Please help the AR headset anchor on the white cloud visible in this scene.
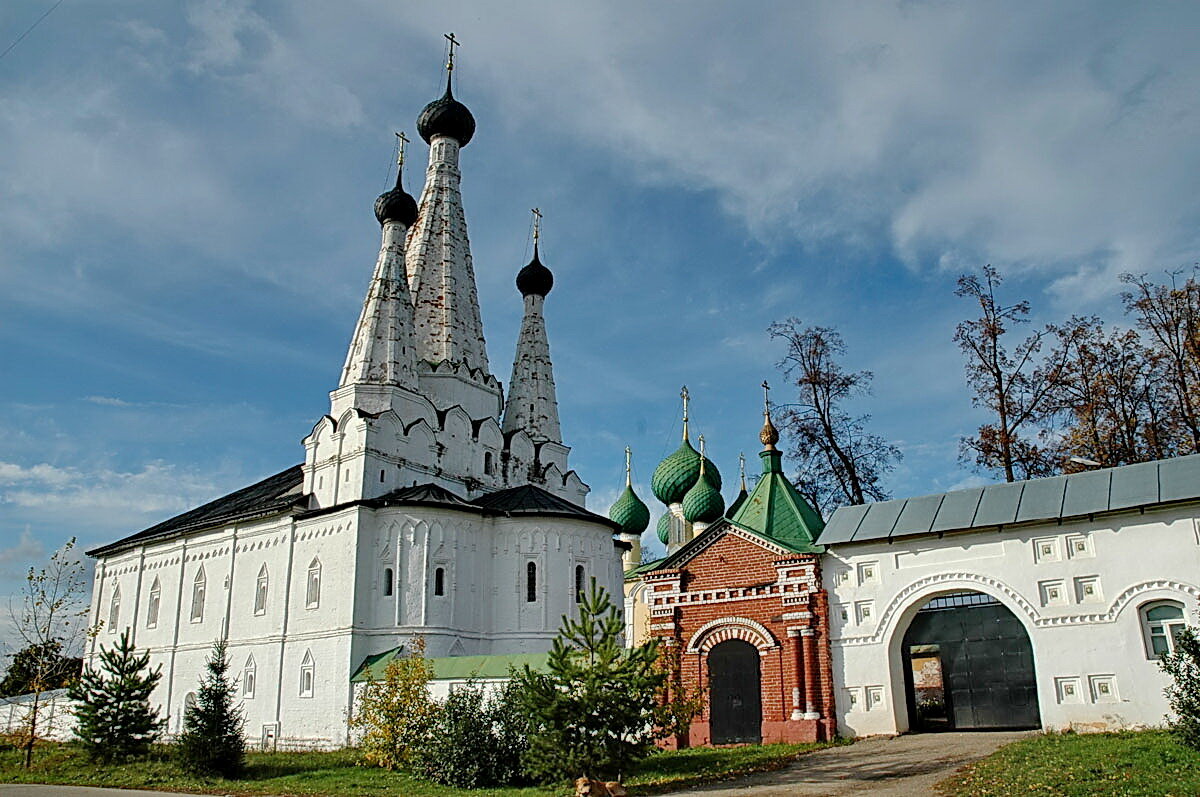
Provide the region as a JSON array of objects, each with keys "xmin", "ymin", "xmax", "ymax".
[{"xmin": 0, "ymin": 530, "xmax": 45, "ymax": 572}]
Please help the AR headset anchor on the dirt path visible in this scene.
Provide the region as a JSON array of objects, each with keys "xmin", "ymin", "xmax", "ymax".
[{"xmin": 665, "ymin": 731, "xmax": 1031, "ymax": 797}]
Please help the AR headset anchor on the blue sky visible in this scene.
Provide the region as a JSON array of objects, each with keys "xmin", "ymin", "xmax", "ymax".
[{"xmin": 2, "ymin": 1, "xmax": 1199, "ymax": 646}]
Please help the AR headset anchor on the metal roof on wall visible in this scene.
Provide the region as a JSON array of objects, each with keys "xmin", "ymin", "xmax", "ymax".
[{"xmin": 819, "ymin": 454, "xmax": 1200, "ymax": 545}]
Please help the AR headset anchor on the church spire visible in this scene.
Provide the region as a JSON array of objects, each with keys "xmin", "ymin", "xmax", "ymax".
[
  {"xmin": 406, "ymin": 35, "xmax": 488, "ymax": 377},
  {"xmin": 503, "ymin": 209, "xmax": 561, "ymax": 443},
  {"xmin": 339, "ymin": 134, "xmax": 419, "ymax": 395}
]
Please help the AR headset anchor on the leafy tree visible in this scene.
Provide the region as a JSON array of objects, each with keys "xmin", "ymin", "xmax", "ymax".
[
  {"xmin": 1121, "ymin": 270, "xmax": 1200, "ymax": 452},
  {"xmin": 348, "ymin": 636, "xmax": 436, "ymax": 771},
  {"xmin": 0, "ymin": 641, "xmax": 81, "ymax": 698},
  {"xmin": 7, "ymin": 538, "xmax": 90, "ymax": 768},
  {"xmin": 954, "ymin": 266, "xmax": 1066, "ymax": 481},
  {"xmin": 487, "ymin": 677, "xmax": 531, "ymax": 785},
  {"xmin": 1160, "ymin": 626, "xmax": 1200, "ymax": 750},
  {"xmin": 653, "ymin": 640, "xmax": 705, "ymax": 744},
  {"xmin": 68, "ymin": 629, "xmax": 163, "ymax": 763},
  {"xmin": 768, "ymin": 318, "xmax": 901, "ymax": 517},
  {"xmin": 176, "ymin": 639, "xmax": 245, "ymax": 777},
  {"xmin": 515, "ymin": 580, "xmax": 664, "ymax": 783}
]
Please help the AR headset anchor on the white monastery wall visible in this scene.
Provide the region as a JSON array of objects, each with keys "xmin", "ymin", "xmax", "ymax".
[{"xmin": 826, "ymin": 504, "xmax": 1200, "ymax": 736}]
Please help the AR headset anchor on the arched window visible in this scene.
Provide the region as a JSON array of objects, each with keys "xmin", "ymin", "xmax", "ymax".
[
  {"xmin": 254, "ymin": 564, "xmax": 269, "ymax": 615},
  {"xmin": 526, "ymin": 561, "xmax": 537, "ymax": 603},
  {"xmin": 574, "ymin": 565, "xmax": 585, "ymax": 604},
  {"xmin": 146, "ymin": 578, "xmax": 161, "ymax": 629},
  {"xmin": 299, "ymin": 650, "xmax": 315, "ymax": 697},
  {"xmin": 183, "ymin": 691, "xmax": 197, "ymax": 716},
  {"xmin": 306, "ymin": 558, "xmax": 321, "ymax": 609},
  {"xmin": 190, "ymin": 568, "xmax": 206, "ymax": 623},
  {"xmin": 1142, "ymin": 600, "xmax": 1187, "ymax": 658},
  {"xmin": 434, "ymin": 567, "xmax": 445, "ymax": 597},
  {"xmin": 243, "ymin": 655, "xmax": 257, "ymax": 698},
  {"xmin": 484, "ymin": 451, "xmax": 494, "ymax": 475},
  {"xmin": 383, "ymin": 567, "xmax": 394, "ymax": 596},
  {"xmin": 108, "ymin": 586, "xmax": 121, "ymax": 632}
]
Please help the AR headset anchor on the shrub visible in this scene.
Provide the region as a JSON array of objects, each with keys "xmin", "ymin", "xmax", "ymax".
[
  {"xmin": 176, "ymin": 639, "xmax": 245, "ymax": 777},
  {"xmin": 488, "ymin": 677, "xmax": 531, "ymax": 785},
  {"xmin": 1161, "ymin": 626, "xmax": 1200, "ymax": 749},
  {"xmin": 349, "ymin": 637, "xmax": 436, "ymax": 771},
  {"xmin": 418, "ymin": 678, "xmax": 531, "ymax": 788}
]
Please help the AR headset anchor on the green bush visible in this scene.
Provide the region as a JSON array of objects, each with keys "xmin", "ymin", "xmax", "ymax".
[
  {"xmin": 1161, "ymin": 626, "xmax": 1200, "ymax": 749},
  {"xmin": 418, "ymin": 679, "xmax": 530, "ymax": 788}
]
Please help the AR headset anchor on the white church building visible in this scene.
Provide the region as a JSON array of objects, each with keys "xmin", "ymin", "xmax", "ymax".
[{"xmin": 85, "ymin": 59, "xmax": 625, "ymax": 749}]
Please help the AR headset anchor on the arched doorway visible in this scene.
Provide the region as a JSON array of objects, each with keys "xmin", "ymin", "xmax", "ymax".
[
  {"xmin": 708, "ymin": 639, "xmax": 762, "ymax": 744},
  {"xmin": 901, "ymin": 590, "xmax": 1039, "ymax": 730}
]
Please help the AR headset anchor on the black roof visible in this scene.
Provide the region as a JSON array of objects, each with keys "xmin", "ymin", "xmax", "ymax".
[
  {"xmin": 90, "ymin": 469, "xmax": 617, "ymax": 558},
  {"xmin": 87, "ymin": 465, "xmax": 306, "ymax": 557}
]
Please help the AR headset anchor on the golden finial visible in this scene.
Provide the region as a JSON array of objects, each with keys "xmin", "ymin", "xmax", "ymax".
[
  {"xmin": 395, "ymin": 131, "xmax": 408, "ymax": 173},
  {"xmin": 624, "ymin": 445, "xmax": 632, "ymax": 487},
  {"xmin": 760, "ymin": 380, "xmax": 779, "ymax": 450},
  {"xmin": 680, "ymin": 385, "xmax": 690, "ymax": 442},
  {"xmin": 531, "ymin": 207, "xmax": 542, "ymax": 246}
]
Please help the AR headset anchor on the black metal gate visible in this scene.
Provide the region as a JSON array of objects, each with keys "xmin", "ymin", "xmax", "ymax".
[
  {"xmin": 902, "ymin": 591, "xmax": 1040, "ymax": 730},
  {"xmin": 708, "ymin": 639, "xmax": 762, "ymax": 744}
]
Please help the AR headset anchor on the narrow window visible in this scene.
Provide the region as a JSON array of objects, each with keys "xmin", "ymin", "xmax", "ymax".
[
  {"xmin": 484, "ymin": 451, "xmax": 494, "ymax": 475},
  {"xmin": 380, "ymin": 469, "xmax": 386, "ymax": 483},
  {"xmin": 243, "ymin": 655, "xmax": 256, "ymax": 698},
  {"xmin": 526, "ymin": 561, "xmax": 537, "ymax": 603},
  {"xmin": 306, "ymin": 558, "xmax": 321, "ymax": 609},
  {"xmin": 1143, "ymin": 601, "xmax": 1187, "ymax": 658},
  {"xmin": 383, "ymin": 567, "xmax": 394, "ymax": 597},
  {"xmin": 146, "ymin": 578, "xmax": 161, "ymax": 629},
  {"xmin": 299, "ymin": 650, "xmax": 315, "ymax": 697},
  {"xmin": 434, "ymin": 567, "xmax": 445, "ymax": 596},
  {"xmin": 254, "ymin": 564, "xmax": 269, "ymax": 615},
  {"xmin": 574, "ymin": 565, "xmax": 585, "ymax": 603},
  {"xmin": 190, "ymin": 568, "xmax": 206, "ymax": 623},
  {"xmin": 108, "ymin": 586, "xmax": 121, "ymax": 632}
]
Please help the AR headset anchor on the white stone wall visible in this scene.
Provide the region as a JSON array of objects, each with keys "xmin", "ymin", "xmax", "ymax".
[{"xmin": 826, "ymin": 504, "xmax": 1200, "ymax": 736}]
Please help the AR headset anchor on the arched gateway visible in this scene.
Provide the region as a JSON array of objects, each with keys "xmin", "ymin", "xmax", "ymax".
[
  {"xmin": 708, "ymin": 639, "xmax": 762, "ymax": 744},
  {"xmin": 900, "ymin": 590, "xmax": 1040, "ymax": 730}
]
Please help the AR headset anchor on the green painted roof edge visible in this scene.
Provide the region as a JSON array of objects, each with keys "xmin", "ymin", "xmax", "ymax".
[
  {"xmin": 351, "ymin": 650, "xmax": 552, "ymax": 683},
  {"xmin": 625, "ymin": 556, "xmax": 666, "ymax": 579}
]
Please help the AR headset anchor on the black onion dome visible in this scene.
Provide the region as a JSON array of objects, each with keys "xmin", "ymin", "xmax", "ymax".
[
  {"xmin": 516, "ymin": 244, "xmax": 554, "ymax": 296},
  {"xmin": 417, "ymin": 76, "xmax": 476, "ymax": 146},
  {"xmin": 374, "ymin": 172, "xmax": 418, "ymax": 227}
]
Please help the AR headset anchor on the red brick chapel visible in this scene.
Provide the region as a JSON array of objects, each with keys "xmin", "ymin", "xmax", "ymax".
[{"xmin": 644, "ymin": 408, "xmax": 835, "ymax": 746}]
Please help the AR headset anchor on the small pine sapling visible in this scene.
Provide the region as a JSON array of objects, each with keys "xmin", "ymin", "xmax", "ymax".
[
  {"xmin": 68, "ymin": 630, "xmax": 163, "ymax": 763},
  {"xmin": 1161, "ymin": 626, "xmax": 1200, "ymax": 750},
  {"xmin": 177, "ymin": 639, "xmax": 246, "ymax": 777}
]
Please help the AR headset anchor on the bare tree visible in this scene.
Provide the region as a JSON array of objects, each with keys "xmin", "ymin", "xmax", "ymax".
[
  {"xmin": 954, "ymin": 266, "xmax": 1066, "ymax": 481},
  {"xmin": 1050, "ymin": 316, "xmax": 1179, "ymax": 468},
  {"xmin": 769, "ymin": 318, "xmax": 901, "ymax": 518},
  {"xmin": 7, "ymin": 538, "xmax": 90, "ymax": 768},
  {"xmin": 1121, "ymin": 270, "xmax": 1200, "ymax": 452}
]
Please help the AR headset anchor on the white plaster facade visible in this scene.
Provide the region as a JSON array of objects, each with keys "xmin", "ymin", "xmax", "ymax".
[{"xmin": 826, "ymin": 503, "xmax": 1200, "ymax": 736}]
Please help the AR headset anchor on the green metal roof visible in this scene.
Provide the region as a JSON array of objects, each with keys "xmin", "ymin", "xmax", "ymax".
[
  {"xmin": 351, "ymin": 650, "xmax": 551, "ymax": 683},
  {"xmin": 625, "ymin": 557, "xmax": 666, "ymax": 580},
  {"xmin": 726, "ymin": 449, "xmax": 824, "ymax": 554},
  {"xmin": 609, "ymin": 484, "xmax": 651, "ymax": 534},
  {"xmin": 681, "ymin": 470, "xmax": 725, "ymax": 523},
  {"xmin": 819, "ymin": 453, "xmax": 1200, "ymax": 545},
  {"xmin": 651, "ymin": 439, "xmax": 722, "ymax": 505}
]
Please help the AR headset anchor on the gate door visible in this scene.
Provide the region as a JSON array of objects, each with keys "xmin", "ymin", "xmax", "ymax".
[
  {"xmin": 708, "ymin": 639, "xmax": 762, "ymax": 744},
  {"xmin": 902, "ymin": 591, "xmax": 1040, "ymax": 730}
]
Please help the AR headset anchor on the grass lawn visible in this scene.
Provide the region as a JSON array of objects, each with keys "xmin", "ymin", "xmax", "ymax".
[
  {"xmin": 0, "ymin": 739, "xmax": 844, "ymax": 796},
  {"xmin": 938, "ymin": 729, "xmax": 1200, "ymax": 797}
]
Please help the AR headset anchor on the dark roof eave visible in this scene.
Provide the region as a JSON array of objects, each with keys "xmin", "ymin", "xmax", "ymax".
[{"xmin": 87, "ymin": 499, "xmax": 305, "ymax": 558}]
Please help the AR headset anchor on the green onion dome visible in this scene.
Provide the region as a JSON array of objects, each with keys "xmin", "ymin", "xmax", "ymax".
[
  {"xmin": 608, "ymin": 485, "xmax": 650, "ymax": 535},
  {"xmin": 656, "ymin": 513, "xmax": 671, "ymax": 544},
  {"xmin": 651, "ymin": 439, "xmax": 722, "ymax": 505},
  {"xmin": 682, "ymin": 469, "xmax": 725, "ymax": 524}
]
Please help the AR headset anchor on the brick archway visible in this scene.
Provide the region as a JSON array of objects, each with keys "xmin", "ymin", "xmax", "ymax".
[{"xmin": 685, "ymin": 616, "xmax": 779, "ymax": 654}]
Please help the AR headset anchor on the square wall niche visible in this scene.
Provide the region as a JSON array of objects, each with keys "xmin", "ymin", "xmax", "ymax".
[
  {"xmin": 844, "ymin": 687, "xmax": 864, "ymax": 713},
  {"xmin": 1055, "ymin": 676, "xmax": 1083, "ymax": 704},
  {"xmin": 1033, "ymin": 537, "xmax": 1062, "ymax": 563},
  {"xmin": 1039, "ymin": 579, "xmax": 1068, "ymax": 607},
  {"xmin": 1074, "ymin": 576, "xmax": 1103, "ymax": 603},
  {"xmin": 1089, "ymin": 674, "xmax": 1119, "ymax": 703},
  {"xmin": 1065, "ymin": 533, "xmax": 1093, "ymax": 559}
]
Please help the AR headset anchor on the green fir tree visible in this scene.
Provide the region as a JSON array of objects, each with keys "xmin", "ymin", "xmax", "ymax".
[
  {"xmin": 515, "ymin": 579, "xmax": 665, "ymax": 783},
  {"xmin": 68, "ymin": 630, "xmax": 163, "ymax": 764},
  {"xmin": 177, "ymin": 639, "xmax": 246, "ymax": 777}
]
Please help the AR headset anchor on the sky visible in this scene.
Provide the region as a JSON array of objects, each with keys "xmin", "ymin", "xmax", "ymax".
[{"xmin": 2, "ymin": 1, "xmax": 1199, "ymax": 650}]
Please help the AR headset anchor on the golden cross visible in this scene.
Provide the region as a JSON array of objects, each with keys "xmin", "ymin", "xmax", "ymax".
[
  {"xmin": 444, "ymin": 32, "xmax": 460, "ymax": 73},
  {"xmin": 761, "ymin": 380, "xmax": 771, "ymax": 412},
  {"xmin": 624, "ymin": 445, "xmax": 632, "ymax": 486},
  {"xmin": 531, "ymin": 207, "xmax": 542, "ymax": 244}
]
